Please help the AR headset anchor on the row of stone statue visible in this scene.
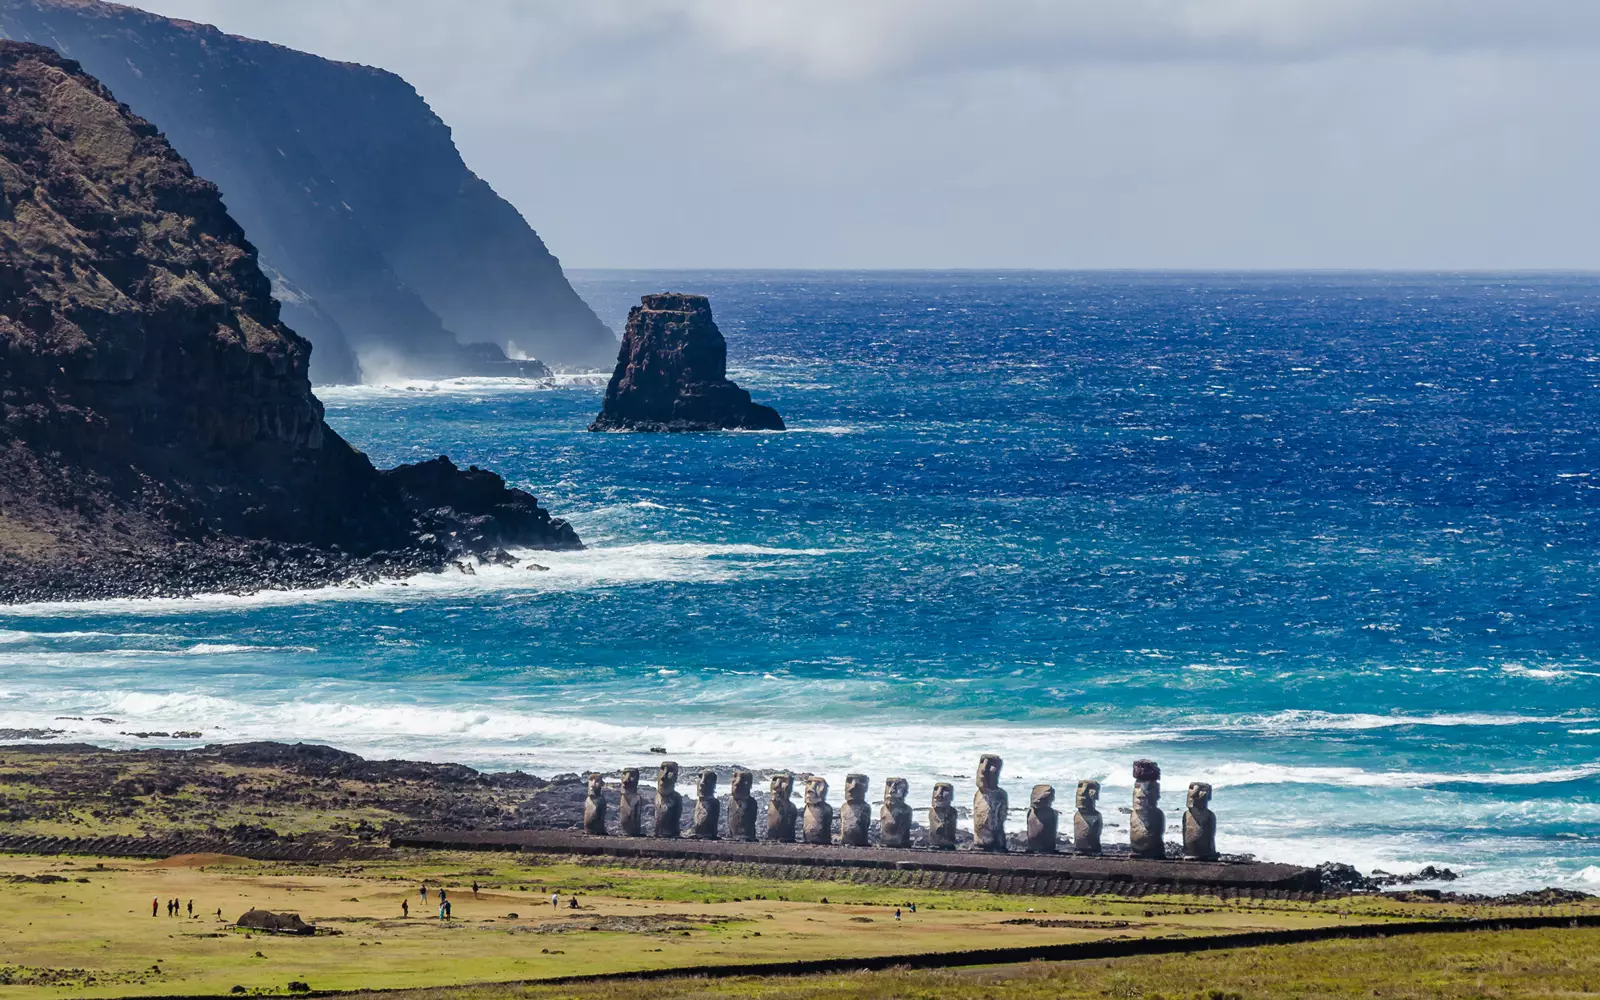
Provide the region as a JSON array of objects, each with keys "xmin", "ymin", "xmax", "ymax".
[{"xmin": 583, "ymin": 755, "xmax": 1219, "ymax": 861}]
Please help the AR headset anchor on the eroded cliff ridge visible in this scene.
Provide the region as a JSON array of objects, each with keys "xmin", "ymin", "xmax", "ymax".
[
  {"xmin": 591, "ymin": 293, "xmax": 784, "ymax": 432},
  {"xmin": 0, "ymin": 42, "xmax": 579, "ymax": 602},
  {"xmin": 0, "ymin": 0, "xmax": 617, "ymax": 382}
]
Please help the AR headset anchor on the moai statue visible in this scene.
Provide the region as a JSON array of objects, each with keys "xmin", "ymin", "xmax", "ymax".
[
  {"xmin": 972, "ymin": 753, "xmax": 1008, "ymax": 852},
  {"xmin": 654, "ymin": 761, "xmax": 683, "ymax": 838},
  {"xmin": 840, "ymin": 773, "xmax": 871, "ymax": 846},
  {"xmin": 1073, "ymin": 780, "xmax": 1103, "ymax": 855},
  {"xmin": 802, "ymin": 776, "xmax": 834, "ymax": 845},
  {"xmin": 1129, "ymin": 759, "xmax": 1166, "ymax": 859},
  {"xmin": 928, "ymin": 782, "xmax": 959, "ymax": 849},
  {"xmin": 1183, "ymin": 781, "xmax": 1218, "ymax": 861},
  {"xmin": 617, "ymin": 767, "xmax": 644, "ymax": 836},
  {"xmin": 691, "ymin": 770, "xmax": 720, "ymax": 839},
  {"xmin": 766, "ymin": 773, "xmax": 798, "ymax": 842},
  {"xmin": 878, "ymin": 777, "xmax": 913, "ymax": 848},
  {"xmin": 583, "ymin": 774, "xmax": 607, "ymax": 835},
  {"xmin": 727, "ymin": 769, "xmax": 759, "ymax": 841},
  {"xmin": 1025, "ymin": 784, "xmax": 1057, "ymax": 853}
]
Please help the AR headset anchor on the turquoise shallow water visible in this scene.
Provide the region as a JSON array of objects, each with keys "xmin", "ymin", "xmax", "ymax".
[{"xmin": 2, "ymin": 271, "xmax": 1598, "ymax": 890}]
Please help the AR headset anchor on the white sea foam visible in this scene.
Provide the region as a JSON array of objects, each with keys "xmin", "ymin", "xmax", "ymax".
[
  {"xmin": 0, "ymin": 541, "xmax": 841, "ymax": 617},
  {"xmin": 315, "ymin": 375, "xmax": 582, "ymax": 402},
  {"xmin": 1205, "ymin": 760, "xmax": 1600, "ymax": 789},
  {"xmin": 1215, "ymin": 709, "xmax": 1594, "ymax": 732}
]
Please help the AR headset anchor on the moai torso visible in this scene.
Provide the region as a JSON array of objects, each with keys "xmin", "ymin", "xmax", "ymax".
[
  {"xmin": 928, "ymin": 782, "xmax": 959, "ymax": 849},
  {"xmin": 1073, "ymin": 780, "xmax": 1103, "ymax": 854},
  {"xmin": 1129, "ymin": 759, "xmax": 1165, "ymax": 859},
  {"xmin": 766, "ymin": 773, "xmax": 797, "ymax": 842},
  {"xmin": 583, "ymin": 774, "xmax": 607, "ymax": 835},
  {"xmin": 727, "ymin": 770, "xmax": 758, "ymax": 841},
  {"xmin": 654, "ymin": 761, "xmax": 682, "ymax": 838},
  {"xmin": 840, "ymin": 774, "xmax": 871, "ymax": 846},
  {"xmin": 691, "ymin": 771, "xmax": 720, "ymax": 839},
  {"xmin": 617, "ymin": 768, "xmax": 644, "ymax": 836},
  {"xmin": 878, "ymin": 777, "xmax": 912, "ymax": 848},
  {"xmin": 972, "ymin": 753, "xmax": 1008, "ymax": 852},
  {"xmin": 1183, "ymin": 781, "xmax": 1217, "ymax": 860},
  {"xmin": 1025, "ymin": 784, "xmax": 1057, "ymax": 853},
  {"xmin": 802, "ymin": 776, "xmax": 833, "ymax": 845}
]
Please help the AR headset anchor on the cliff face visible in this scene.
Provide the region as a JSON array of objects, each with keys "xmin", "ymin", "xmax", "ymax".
[
  {"xmin": 0, "ymin": 0, "xmax": 617, "ymax": 383},
  {"xmin": 591, "ymin": 294, "xmax": 784, "ymax": 432},
  {"xmin": 0, "ymin": 41, "xmax": 578, "ymax": 602}
]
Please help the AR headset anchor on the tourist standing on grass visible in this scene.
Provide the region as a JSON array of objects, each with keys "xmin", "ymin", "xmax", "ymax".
[
  {"xmin": 152, "ymin": 897, "xmax": 158, "ymax": 917},
  {"xmin": 420, "ymin": 884, "xmax": 428, "ymax": 902},
  {"xmin": 186, "ymin": 899, "xmax": 193, "ymax": 917},
  {"xmin": 402, "ymin": 899, "xmax": 409, "ymax": 917},
  {"xmin": 552, "ymin": 892, "xmax": 559, "ymax": 909}
]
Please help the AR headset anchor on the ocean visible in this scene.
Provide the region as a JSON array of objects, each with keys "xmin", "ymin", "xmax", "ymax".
[{"xmin": 2, "ymin": 270, "xmax": 1598, "ymax": 892}]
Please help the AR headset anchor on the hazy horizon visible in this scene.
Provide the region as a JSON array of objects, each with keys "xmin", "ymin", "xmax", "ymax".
[{"xmin": 133, "ymin": 1, "xmax": 1600, "ymax": 272}]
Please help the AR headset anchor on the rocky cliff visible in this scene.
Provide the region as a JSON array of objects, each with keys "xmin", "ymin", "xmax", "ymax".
[
  {"xmin": 591, "ymin": 294, "xmax": 784, "ymax": 432},
  {"xmin": 0, "ymin": 41, "xmax": 579, "ymax": 602},
  {"xmin": 0, "ymin": 0, "xmax": 617, "ymax": 382}
]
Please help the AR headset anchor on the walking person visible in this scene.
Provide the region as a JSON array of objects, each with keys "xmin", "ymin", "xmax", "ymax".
[
  {"xmin": 894, "ymin": 907, "xmax": 901, "ymax": 921},
  {"xmin": 186, "ymin": 899, "xmax": 193, "ymax": 917},
  {"xmin": 471, "ymin": 881, "xmax": 479, "ymax": 898},
  {"xmin": 152, "ymin": 897, "xmax": 158, "ymax": 917},
  {"xmin": 402, "ymin": 898, "xmax": 409, "ymax": 918},
  {"xmin": 420, "ymin": 884, "xmax": 429, "ymax": 903},
  {"xmin": 551, "ymin": 892, "xmax": 559, "ymax": 909}
]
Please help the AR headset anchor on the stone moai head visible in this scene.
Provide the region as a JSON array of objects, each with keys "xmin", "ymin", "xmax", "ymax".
[
  {"xmin": 586, "ymin": 774, "xmax": 605, "ymax": 798},
  {"xmin": 932, "ymin": 781, "xmax": 954, "ymax": 808},
  {"xmin": 771, "ymin": 773, "xmax": 793, "ymax": 800},
  {"xmin": 1133, "ymin": 781, "xmax": 1160, "ymax": 807},
  {"xmin": 697, "ymin": 770, "xmax": 717, "ymax": 798},
  {"xmin": 1132, "ymin": 759, "xmax": 1161, "ymax": 783},
  {"xmin": 977, "ymin": 754, "xmax": 1003, "ymax": 791},
  {"xmin": 885, "ymin": 777, "xmax": 909, "ymax": 805},
  {"xmin": 845, "ymin": 774, "xmax": 868, "ymax": 803},
  {"xmin": 804, "ymin": 776, "xmax": 829, "ymax": 806},
  {"xmin": 732, "ymin": 770, "xmax": 753, "ymax": 798},
  {"xmin": 621, "ymin": 767, "xmax": 640, "ymax": 793},
  {"xmin": 1188, "ymin": 781, "xmax": 1212, "ymax": 809},
  {"xmin": 1076, "ymin": 779, "xmax": 1101, "ymax": 810},
  {"xmin": 658, "ymin": 761, "xmax": 679, "ymax": 792},
  {"xmin": 1031, "ymin": 783, "xmax": 1055, "ymax": 810}
]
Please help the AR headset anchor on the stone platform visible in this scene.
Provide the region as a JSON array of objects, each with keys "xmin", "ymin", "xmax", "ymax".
[{"xmin": 392, "ymin": 830, "xmax": 1320, "ymax": 894}]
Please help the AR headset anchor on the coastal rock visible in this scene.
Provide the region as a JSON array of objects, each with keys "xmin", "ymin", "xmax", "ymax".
[
  {"xmin": 765, "ymin": 774, "xmax": 797, "ymax": 842},
  {"xmin": 878, "ymin": 777, "xmax": 912, "ymax": 848},
  {"xmin": 616, "ymin": 769, "xmax": 644, "ymax": 836},
  {"xmin": 0, "ymin": 0, "xmax": 617, "ymax": 380},
  {"xmin": 0, "ymin": 42, "xmax": 580, "ymax": 604},
  {"xmin": 928, "ymin": 783, "xmax": 959, "ymax": 850},
  {"xmin": 1183, "ymin": 782, "xmax": 1218, "ymax": 861},
  {"xmin": 582, "ymin": 775, "xmax": 607, "ymax": 835},
  {"xmin": 972, "ymin": 754, "xmax": 1008, "ymax": 852},
  {"xmin": 1073, "ymin": 780, "xmax": 1103, "ymax": 855},
  {"xmin": 589, "ymin": 294, "xmax": 784, "ymax": 432},
  {"xmin": 1025, "ymin": 784, "xmax": 1057, "ymax": 853},
  {"xmin": 727, "ymin": 770, "xmax": 758, "ymax": 841},
  {"xmin": 653, "ymin": 762, "xmax": 682, "ymax": 838},
  {"xmin": 691, "ymin": 771, "xmax": 719, "ymax": 839},
  {"xmin": 801, "ymin": 776, "xmax": 833, "ymax": 845},
  {"xmin": 839, "ymin": 774, "xmax": 871, "ymax": 847}
]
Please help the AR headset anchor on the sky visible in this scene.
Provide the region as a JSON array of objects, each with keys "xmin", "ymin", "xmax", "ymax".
[{"xmin": 133, "ymin": 1, "xmax": 1600, "ymax": 270}]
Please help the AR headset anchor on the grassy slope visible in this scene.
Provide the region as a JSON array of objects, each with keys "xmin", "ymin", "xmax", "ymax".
[{"xmin": 0, "ymin": 852, "xmax": 1594, "ymax": 998}]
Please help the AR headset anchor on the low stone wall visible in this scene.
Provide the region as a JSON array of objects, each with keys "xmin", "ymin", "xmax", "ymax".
[
  {"xmin": 391, "ymin": 829, "xmax": 1320, "ymax": 893},
  {"xmin": 0, "ymin": 833, "xmax": 388, "ymax": 862}
]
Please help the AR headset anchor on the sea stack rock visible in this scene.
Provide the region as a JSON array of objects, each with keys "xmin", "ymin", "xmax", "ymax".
[{"xmin": 589, "ymin": 294, "xmax": 784, "ymax": 432}]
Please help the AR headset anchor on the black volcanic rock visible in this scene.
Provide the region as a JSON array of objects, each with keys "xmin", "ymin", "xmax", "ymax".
[
  {"xmin": 0, "ymin": 0, "xmax": 617, "ymax": 381},
  {"xmin": 590, "ymin": 294, "xmax": 784, "ymax": 432},
  {"xmin": 0, "ymin": 42, "xmax": 579, "ymax": 602}
]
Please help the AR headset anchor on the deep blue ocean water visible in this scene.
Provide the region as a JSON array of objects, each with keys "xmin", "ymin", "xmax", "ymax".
[{"xmin": 3, "ymin": 271, "xmax": 1598, "ymax": 890}]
